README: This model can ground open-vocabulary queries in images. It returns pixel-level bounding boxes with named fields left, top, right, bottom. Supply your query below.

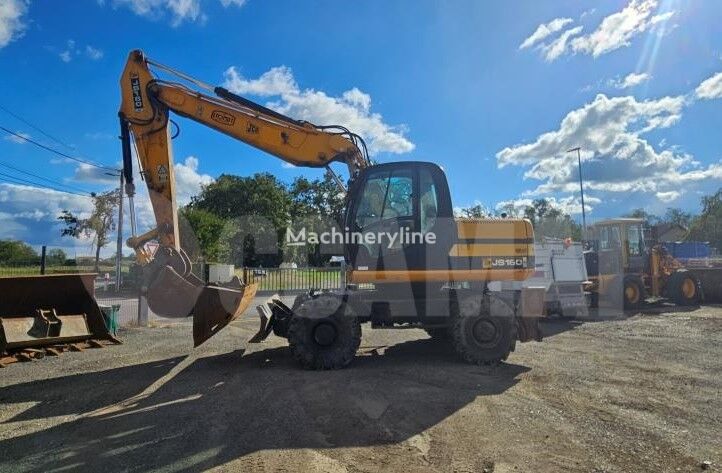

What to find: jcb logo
left=211, top=110, right=235, bottom=126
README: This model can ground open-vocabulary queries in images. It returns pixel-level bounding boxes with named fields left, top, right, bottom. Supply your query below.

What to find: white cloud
left=519, top=17, right=573, bottom=50
left=59, top=50, right=72, bottom=62
left=695, top=71, right=722, bottom=100
left=611, top=72, right=651, bottom=89
left=173, top=156, right=213, bottom=204
left=111, top=0, right=245, bottom=26
left=656, top=190, right=681, bottom=202
left=495, top=195, right=602, bottom=216
left=570, top=0, right=674, bottom=58
left=72, top=163, right=118, bottom=185
left=0, top=0, right=27, bottom=49
left=0, top=183, right=96, bottom=244
left=85, top=45, right=104, bottom=60
left=495, top=93, right=722, bottom=207
left=540, top=26, right=583, bottom=62
left=522, top=0, right=676, bottom=61
left=222, top=66, right=415, bottom=155
left=3, top=131, right=31, bottom=144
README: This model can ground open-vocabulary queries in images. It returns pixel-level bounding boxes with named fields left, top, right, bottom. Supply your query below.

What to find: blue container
left=663, top=241, right=710, bottom=259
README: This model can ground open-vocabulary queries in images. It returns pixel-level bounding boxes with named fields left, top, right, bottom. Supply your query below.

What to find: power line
left=0, top=104, right=76, bottom=151
left=0, top=125, right=116, bottom=171
left=0, top=171, right=92, bottom=197
left=0, top=160, right=93, bottom=195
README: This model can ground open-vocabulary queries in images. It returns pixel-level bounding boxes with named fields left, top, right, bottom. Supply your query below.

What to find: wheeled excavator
left=118, top=49, right=545, bottom=369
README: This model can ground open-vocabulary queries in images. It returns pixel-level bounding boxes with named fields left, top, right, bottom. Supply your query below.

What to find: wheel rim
left=625, top=284, right=640, bottom=304
left=681, top=278, right=696, bottom=299
left=471, top=318, right=500, bottom=346
left=313, top=322, right=337, bottom=346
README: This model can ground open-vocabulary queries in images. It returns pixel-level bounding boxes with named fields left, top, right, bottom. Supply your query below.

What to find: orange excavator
left=118, top=50, right=545, bottom=368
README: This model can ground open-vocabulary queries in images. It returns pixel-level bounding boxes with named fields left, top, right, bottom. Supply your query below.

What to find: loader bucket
left=0, top=274, right=111, bottom=354
left=145, top=265, right=258, bottom=347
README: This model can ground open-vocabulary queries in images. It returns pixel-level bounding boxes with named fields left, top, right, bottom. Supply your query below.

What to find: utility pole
left=567, top=147, right=587, bottom=236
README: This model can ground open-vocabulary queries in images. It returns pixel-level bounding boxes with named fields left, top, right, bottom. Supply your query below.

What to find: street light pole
left=567, top=147, right=587, bottom=235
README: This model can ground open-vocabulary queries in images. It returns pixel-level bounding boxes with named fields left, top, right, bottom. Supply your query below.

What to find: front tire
left=287, top=294, right=361, bottom=370
left=667, top=271, right=701, bottom=306
left=623, top=275, right=645, bottom=311
left=451, top=295, right=515, bottom=365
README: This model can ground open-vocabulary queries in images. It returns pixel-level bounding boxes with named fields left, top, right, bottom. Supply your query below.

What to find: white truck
left=490, top=238, right=589, bottom=317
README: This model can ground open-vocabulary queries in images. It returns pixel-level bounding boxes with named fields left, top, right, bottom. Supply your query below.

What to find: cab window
left=419, top=169, right=438, bottom=233
left=627, top=224, right=643, bottom=256
left=354, top=170, right=413, bottom=230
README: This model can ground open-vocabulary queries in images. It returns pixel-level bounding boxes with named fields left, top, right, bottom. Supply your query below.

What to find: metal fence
left=240, top=266, right=342, bottom=293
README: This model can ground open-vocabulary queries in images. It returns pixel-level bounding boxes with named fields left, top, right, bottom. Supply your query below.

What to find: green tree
left=517, top=199, right=582, bottom=240
left=0, top=240, right=38, bottom=265
left=688, top=188, right=722, bottom=251
left=46, top=248, right=67, bottom=266
left=179, top=207, right=227, bottom=261
left=663, top=207, right=693, bottom=229
left=189, top=173, right=291, bottom=267
left=457, top=204, right=488, bottom=219
left=59, top=190, right=119, bottom=272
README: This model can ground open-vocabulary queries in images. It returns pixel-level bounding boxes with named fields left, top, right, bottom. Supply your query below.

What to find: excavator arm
left=117, top=49, right=368, bottom=346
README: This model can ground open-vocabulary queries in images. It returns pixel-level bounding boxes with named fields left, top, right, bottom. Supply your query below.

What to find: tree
left=179, top=207, right=227, bottom=261
left=457, top=204, right=487, bottom=219
left=189, top=173, right=291, bottom=267
left=688, top=188, right=722, bottom=251
left=59, top=190, right=119, bottom=272
left=46, top=248, right=67, bottom=266
left=0, top=240, right=38, bottom=265
left=516, top=199, right=582, bottom=240
left=624, top=208, right=659, bottom=225
left=663, top=207, right=693, bottom=229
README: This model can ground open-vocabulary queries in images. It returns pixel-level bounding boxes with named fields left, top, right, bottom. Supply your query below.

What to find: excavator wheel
left=451, top=294, right=515, bottom=366
left=667, top=270, right=702, bottom=306
left=287, top=294, right=361, bottom=370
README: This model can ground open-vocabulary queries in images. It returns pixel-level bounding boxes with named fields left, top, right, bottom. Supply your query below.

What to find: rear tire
left=450, top=295, right=515, bottom=365
left=667, top=271, right=701, bottom=306
left=623, top=275, right=645, bottom=311
left=287, top=294, right=361, bottom=370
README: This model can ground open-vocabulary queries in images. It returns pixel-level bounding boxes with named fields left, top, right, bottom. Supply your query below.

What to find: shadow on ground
left=0, top=339, right=529, bottom=472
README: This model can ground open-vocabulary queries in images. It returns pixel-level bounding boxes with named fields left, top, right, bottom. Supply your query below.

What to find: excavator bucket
left=0, top=274, right=116, bottom=360
left=145, top=265, right=258, bottom=347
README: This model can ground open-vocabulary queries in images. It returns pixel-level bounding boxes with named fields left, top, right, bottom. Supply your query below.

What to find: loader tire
left=287, top=294, right=361, bottom=370
left=623, top=275, right=645, bottom=311
left=451, top=295, right=514, bottom=366
left=668, top=270, right=701, bottom=306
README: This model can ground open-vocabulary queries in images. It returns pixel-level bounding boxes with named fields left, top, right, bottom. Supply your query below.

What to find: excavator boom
left=118, top=49, right=368, bottom=345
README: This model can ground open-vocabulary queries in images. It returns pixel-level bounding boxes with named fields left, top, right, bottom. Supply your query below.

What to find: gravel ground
left=0, top=299, right=720, bottom=473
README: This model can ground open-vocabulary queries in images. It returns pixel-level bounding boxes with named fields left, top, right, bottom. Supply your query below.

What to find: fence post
left=137, top=289, right=149, bottom=327
left=40, top=246, right=47, bottom=275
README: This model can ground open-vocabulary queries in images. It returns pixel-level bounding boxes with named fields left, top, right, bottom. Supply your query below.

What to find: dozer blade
left=145, top=264, right=258, bottom=347
left=0, top=274, right=112, bottom=354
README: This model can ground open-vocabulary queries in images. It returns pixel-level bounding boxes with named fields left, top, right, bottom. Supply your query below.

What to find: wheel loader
left=584, top=218, right=720, bottom=310
left=118, top=50, right=545, bottom=369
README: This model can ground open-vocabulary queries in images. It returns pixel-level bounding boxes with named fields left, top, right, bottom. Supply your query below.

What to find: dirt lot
left=1, top=299, right=720, bottom=473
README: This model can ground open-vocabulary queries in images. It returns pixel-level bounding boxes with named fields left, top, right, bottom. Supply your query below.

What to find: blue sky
left=0, top=0, right=721, bottom=252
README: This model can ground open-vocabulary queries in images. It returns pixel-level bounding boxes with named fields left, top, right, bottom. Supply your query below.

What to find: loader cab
left=586, top=219, right=648, bottom=276
left=344, top=161, right=455, bottom=272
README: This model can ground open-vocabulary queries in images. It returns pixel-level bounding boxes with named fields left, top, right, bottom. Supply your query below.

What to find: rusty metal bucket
left=145, top=264, right=258, bottom=347
left=0, top=274, right=112, bottom=355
